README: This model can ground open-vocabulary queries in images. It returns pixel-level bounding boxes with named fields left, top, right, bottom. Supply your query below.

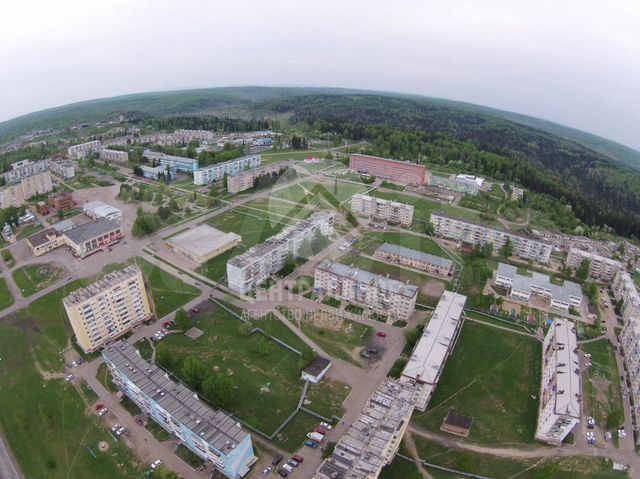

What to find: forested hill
left=254, top=94, right=640, bottom=238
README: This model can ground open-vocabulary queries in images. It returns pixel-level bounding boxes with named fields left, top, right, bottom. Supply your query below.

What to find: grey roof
left=64, top=218, right=121, bottom=245
left=103, top=341, right=249, bottom=454
left=27, top=229, right=61, bottom=247
left=317, top=260, right=418, bottom=298
left=378, top=243, right=453, bottom=269
left=496, top=263, right=582, bottom=303
left=63, top=265, right=142, bottom=306
left=143, top=150, right=199, bottom=164
left=303, top=356, right=332, bottom=377
left=52, top=219, right=76, bottom=233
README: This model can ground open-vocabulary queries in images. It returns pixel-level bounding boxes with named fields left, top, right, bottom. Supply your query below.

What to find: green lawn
left=12, top=262, right=66, bottom=297
left=359, top=230, right=451, bottom=258
left=305, top=379, right=351, bottom=419
left=412, top=321, right=541, bottom=446
left=582, top=339, right=625, bottom=430
left=96, top=362, right=118, bottom=393
left=273, top=411, right=323, bottom=453
left=0, top=277, right=14, bottom=310
left=0, top=281, right=144, bottom=479
left=1, top=249, right=15, bottom=268
left=271, top=180, right=368, bottom=206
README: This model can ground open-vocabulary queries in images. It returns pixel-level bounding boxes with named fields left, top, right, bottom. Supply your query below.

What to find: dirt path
left=403, top=432, right=433, bottom=479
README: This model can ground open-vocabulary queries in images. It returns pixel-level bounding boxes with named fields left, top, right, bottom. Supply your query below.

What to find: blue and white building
left=193, top=154, right=262, bottom=186
left=103, top=341, right=256, bottom=478
left=143, top=150, right=200, bottom=173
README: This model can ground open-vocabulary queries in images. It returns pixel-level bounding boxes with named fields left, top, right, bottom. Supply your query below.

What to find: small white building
left=301, top=356, right=332, bottom=384
left=83, top=201, right=123, bottom=222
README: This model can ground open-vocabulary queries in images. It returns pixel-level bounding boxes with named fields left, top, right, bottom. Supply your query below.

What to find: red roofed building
left=349, top=154, right=427, bottom=185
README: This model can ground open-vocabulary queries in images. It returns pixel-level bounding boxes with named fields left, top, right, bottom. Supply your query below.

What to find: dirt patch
left=308, top=309, right=344, bottom=331
left=591, top=376, right=611, bottom=405
left=98, top=441, right=109, bottom=452
left=421, top=281, right=445, bottom=301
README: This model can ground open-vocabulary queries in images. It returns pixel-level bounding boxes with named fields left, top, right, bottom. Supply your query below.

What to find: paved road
left=0, top=429, right=21, bottom=479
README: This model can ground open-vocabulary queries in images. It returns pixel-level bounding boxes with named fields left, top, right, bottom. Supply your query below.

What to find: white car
left=618, top=429, right=627, bottom=438
left=151, top=460, right=163, bottom=469
left=584, top=353, right=592, bottom=358
left=282, top=464, right=293, bottom=473
left=320, top=422, right=333, bottom=430
left=111, top=424, right=121, bottom=433
left=98, top=407, right=108, bottom=417
left=65, top=374, right=74, bottom=382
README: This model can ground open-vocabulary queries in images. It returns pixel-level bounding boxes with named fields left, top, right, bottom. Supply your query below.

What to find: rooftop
left=26, top=228, right=61, bottom=247
left=496, top=263, right=582, bottom=304
left=168, top=225, right=241, bottom=258
left=547, top=319, right=581, bottom=419
left=378, top=243, right=453, bottom=270
left=63, top=265, right=142, bottom=306
left=196, top=153, right=261, bottom=173
left=303, top=356, right=332, bottom=377
left=143, top=150, right=199, bottom=164
left=350, top=153, right=426, bottom=170
left=352, top=193, right=413, bottom=210
left=317, top=260, right=418, bottom=298
left=569, top=247, right=622, bottom=266
left=64, top=218, right=121, bottom=245
left=103, top=341, right=249, bottom=454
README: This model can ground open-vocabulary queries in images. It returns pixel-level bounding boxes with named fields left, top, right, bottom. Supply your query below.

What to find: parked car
left=272, top=455, right=283, bottom=466
left=65, top=374, right=74, bottom=382
left=287, top=459, right=299, bottom=468
left=97, top=407, right=108, bottom=417
left=116, top=426, right=126, bottom=436
left=320, top=422, right=332, bottom=430
left=376, top=332, right=387, bottom=338
left=314, top=426, right=328, bottom=435
left=587, top=416, right=595, bottom=429
left=282, top=464, right=294, bottom=473
left=262, top=466, right=272, bottom=475
left=307, top=432, right=324, bottom=443
left=111, top=424, right=121, bottom=433
left=304, top=440, right=318, bottom=448
left=292, top=455, right=304, bottom=463
left=277, top=469, right=288, bottom=478
left=191, top=307, right=200, bottom=314
left=151, top=460, right=163, bottom=469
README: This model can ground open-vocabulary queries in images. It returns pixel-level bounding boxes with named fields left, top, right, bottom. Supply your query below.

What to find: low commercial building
left=143, top=150, right=200, bottom=173
left=375, top=243, right=454, bottom=277
left=565, top=247, right=623, bottom=282
left=64, top=265, right=152, bottom=353
left=100, top=148, right=129, bottom=163
left=535, top=319, right=581, bottom=445
left=68, top=140, right=102, bottom=159
left=314, top=260, right=418, bottom=321
left=0, top=170, right=53, bottom=209
left=227, top=212, right=334, bottom=294
left=26, top=229, right=66, bottom=256
left=612, top=270, right=640, bottom=325
left=140, top=164, right=167, bottom=181
left=349, top=154, right=427, bottom=185
left=226, top=160, right=293, bottom=193
left=64, top=218, right=124, bottom=257
left=494, top=263, right=582, bottom=312
left=167, top=225, right=241, bottom=264
left=48, top=192, right=75, bottom=211
left=401, top=292, right=467, bottom=410
left=193, top=154, right=261, bottom=186
left=83, top=201, right=123, bottom=222
left=103, top=341, right=256, bottom=478
left=301, top=356, right=332, bottom=384
left=351, top=193, right=414, bottom=226
left=431, top=213, right=553, bottom=263
left=427, top=173, right=484, bottom=195
left=314, top=379, right=416, bottom=479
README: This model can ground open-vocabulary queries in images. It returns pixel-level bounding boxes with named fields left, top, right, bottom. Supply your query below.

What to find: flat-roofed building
left=68, top=140, right=102, bottom=159
left=314, top=379, right=416, bottom=479
left=167, top=225, right=241, bottom=264
left=349, top=154, right=427, bottom=185
left=100, top=148, right=129, bottom=163
left=227, top=212, right=334, bottom=294
left=64, top=218, right=124, bottom=257
left=535, top=319, right=581, bottom=445
left=301, top=356, right=332, bottom=384
left=140, top=164, right=167, bottom=181
left=26, top=229, right=66, bottom=256
left=495, top=263, right=582, bottom=312
left=351, top=193, right=414, bottom=226
left=612, top=270, right=640, bottom=325
left=193, top=154, right=261, bottom=186
left=375, top=243, right=454, bottom=277
left=48, top=159, right=76, bottom=179
left=427, top=173, right=484, bottom=195
left=173, top=129, right=214, bottom=141
left=431, top=213, right=553, bottom=263
left=0, top=170, right=53, bottom=209
left=2, top=159, right=75, bottom=181
left=48, top=192, right=75, bottom=211
left=103, top=341, right=256, bottom=478
left=143, top=150, right=200, bottom=173
left=401, top=292, right=466, bottom=410
left=63, top=265, right=151, bottom=352
left=226, top=160, right=293, bottom=193
left=565, top=247, right=623, bottom=282
left=511, top=186, right=524, bottom=201
left=83, top=201, right=123, bottom=222
left=314, top=260, right=418, bottom=321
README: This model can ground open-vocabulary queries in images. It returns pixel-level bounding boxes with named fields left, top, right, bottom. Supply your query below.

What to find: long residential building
left=431, top=213, right=553, bottom=263
left=193, top=154, right=262, bottom=186
left=2, top=159, right=75, bottom=182
left=375, top=243, right=454, bottom=277
left=349, top=154, right=427, bottom=185
left=63, top=265, right=152, bottom=352
left=401, top=292, right=466, bottom=410
left=535, top=319, right=581, bottom=445
left=495, top=263, right=583, bottom=312
left=314, top=379, right=416, bottom=479
left=621, top=318, right=640, bottom=424
left=103, top=342, right=256, bottom=478
left=226, top=160, right=293, bottom=193
left=100, top=148, right=129, bottom=163
left=0, top=170, right=53, bottom=208
left=314, top=260, right=418, bottom=321
left=427, top=173, right=484, bottom=195
left=565, top=247, right=623, bottom=282
left=612, top=270, right=640, bottom=324
left=351, top=193, right=414, bottom=226
left=143, top=150, right=200, bottom=173
left=68, top=140, right=102, bottom=159
left=227, top=212, right=334, bottom=294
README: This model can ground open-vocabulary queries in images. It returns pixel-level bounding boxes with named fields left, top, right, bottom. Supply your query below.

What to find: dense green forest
left=254, top=94, right=640, bottom=238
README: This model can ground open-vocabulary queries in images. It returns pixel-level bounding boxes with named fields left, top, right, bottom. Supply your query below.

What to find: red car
left=314, top=427, right=328, bottom=435
left=191, top=307, right=200, bottom=314
left=94, top=403, right=104, bottom=411
left=292, top=455, right=303, bottom=463
left=376, top=332, right=387, bottom=338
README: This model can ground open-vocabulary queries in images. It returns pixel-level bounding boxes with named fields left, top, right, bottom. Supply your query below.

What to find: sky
left=1, top=0, right=639, bottom=149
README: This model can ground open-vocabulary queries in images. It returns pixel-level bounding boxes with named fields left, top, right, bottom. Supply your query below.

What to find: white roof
left=402, top=292, right=467, bottom=383
left=83, top=200, right=121, bottom=217
left=497, top=263, right=582, bottom=303
left=550, top=319, right=581, bottom=418
left=168, top=224, right=240, bottom=258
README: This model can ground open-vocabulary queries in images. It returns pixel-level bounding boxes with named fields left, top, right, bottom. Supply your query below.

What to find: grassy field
left=359, top=230, right=451, bottom=259
left=412, top=321, right=541, bottom=446
left=12, top=262, right=66, bottom=297
left=0, top=277, right=14, bottom=310
left=0, top=281, right=144, bottom=479
left=582, top=339, right=625, bottom=430
left=305, top=379, right=351, bottom=419
left=273, top=411, right=322, bottom=453
left=271, top=180, right=368, bottom=205
left=1, top=249, right=15, bottom=268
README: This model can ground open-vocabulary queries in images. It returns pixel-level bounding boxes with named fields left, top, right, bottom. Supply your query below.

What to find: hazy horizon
left=1, top=0, right=638, bottom=149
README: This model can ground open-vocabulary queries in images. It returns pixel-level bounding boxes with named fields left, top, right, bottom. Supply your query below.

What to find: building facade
left=349, top=154, right=427, bottom=185
left=64, top=218, right=124, bottom=257
left=1, top=159, right=74, bottom=182
left=314, top=260, right=418, bottom=320
left=48, top=159, right=76, bottom=179
left=48, top=192, right=75, bottom=211
left=100, top=148, right=129, bottom=163
left=103, top=341, right=256, bottom=478
left=535, top=319, right=581, bottom=445
left=193, top=154, right=261, bottom=186
left=621, top=319, right=640, bottom=425
left=143, top=150, right=200, bottom=173
left=565, top=247, right=623, bottom=282
left=83, top=201, right=123, bottom=222
left=68, top=140, right=102, bottom=159
left=0, top=170, right=53, bottom=209
left=227, top=212, right=335, bottom=294
left=612, top=271, right=640, bottom=325
left=63, top=265, right=152, bottom=352
left=375, top=243, right=454, bottom=277
left=427, top=173, right=484, bottom=195
left=351, top=193, right=414, bottom=226
left=431, top=213, right=553, bottom=263
left=226, top=160, right=293, bottom=193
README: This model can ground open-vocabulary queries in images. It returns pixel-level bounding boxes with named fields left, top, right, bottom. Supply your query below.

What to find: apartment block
left=48, top=159, right=76, bottom=179
left=375, top=243, right=454, bottom=277
left=143, top=150, right=200, bottom=173
left=103, top=341, right=256, bottom=478
left=227, top=212, right=334, bottom=294
left=48, top=192, right=75, bottom=211
left=621, top=319, right=640, bottom=423
left=2, top=159, right=74, bottom=182
left=68, top=140, right=102, bottom=159
left=174, top=129, right=214, bottom=141
left=314, top=260, right=418, bottom=321
left=349, top=154, right=427, bottom=185
left=63, top=265, right=152, bottom=352
left=535, top=319, right=581, bottom=445
left=511, top=186, right=524, bottom=202
left=351, top=193, right=414, bottom=226
left=565, top=247, right=623, bottom=282
left=226, top=160, right=293, bottom=193
left=100, top=148, right=129, bottom=163
left=0, top=170, right=53, bottom=209
left=612, top=270, right=640, bottom=324
left=193, top=154, right=261, bottom=186
left=314, top=379, right=416, bottom=479
left=427, top=173, right=484, bottom=195
left=431, top=213, right=553, bottom=263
